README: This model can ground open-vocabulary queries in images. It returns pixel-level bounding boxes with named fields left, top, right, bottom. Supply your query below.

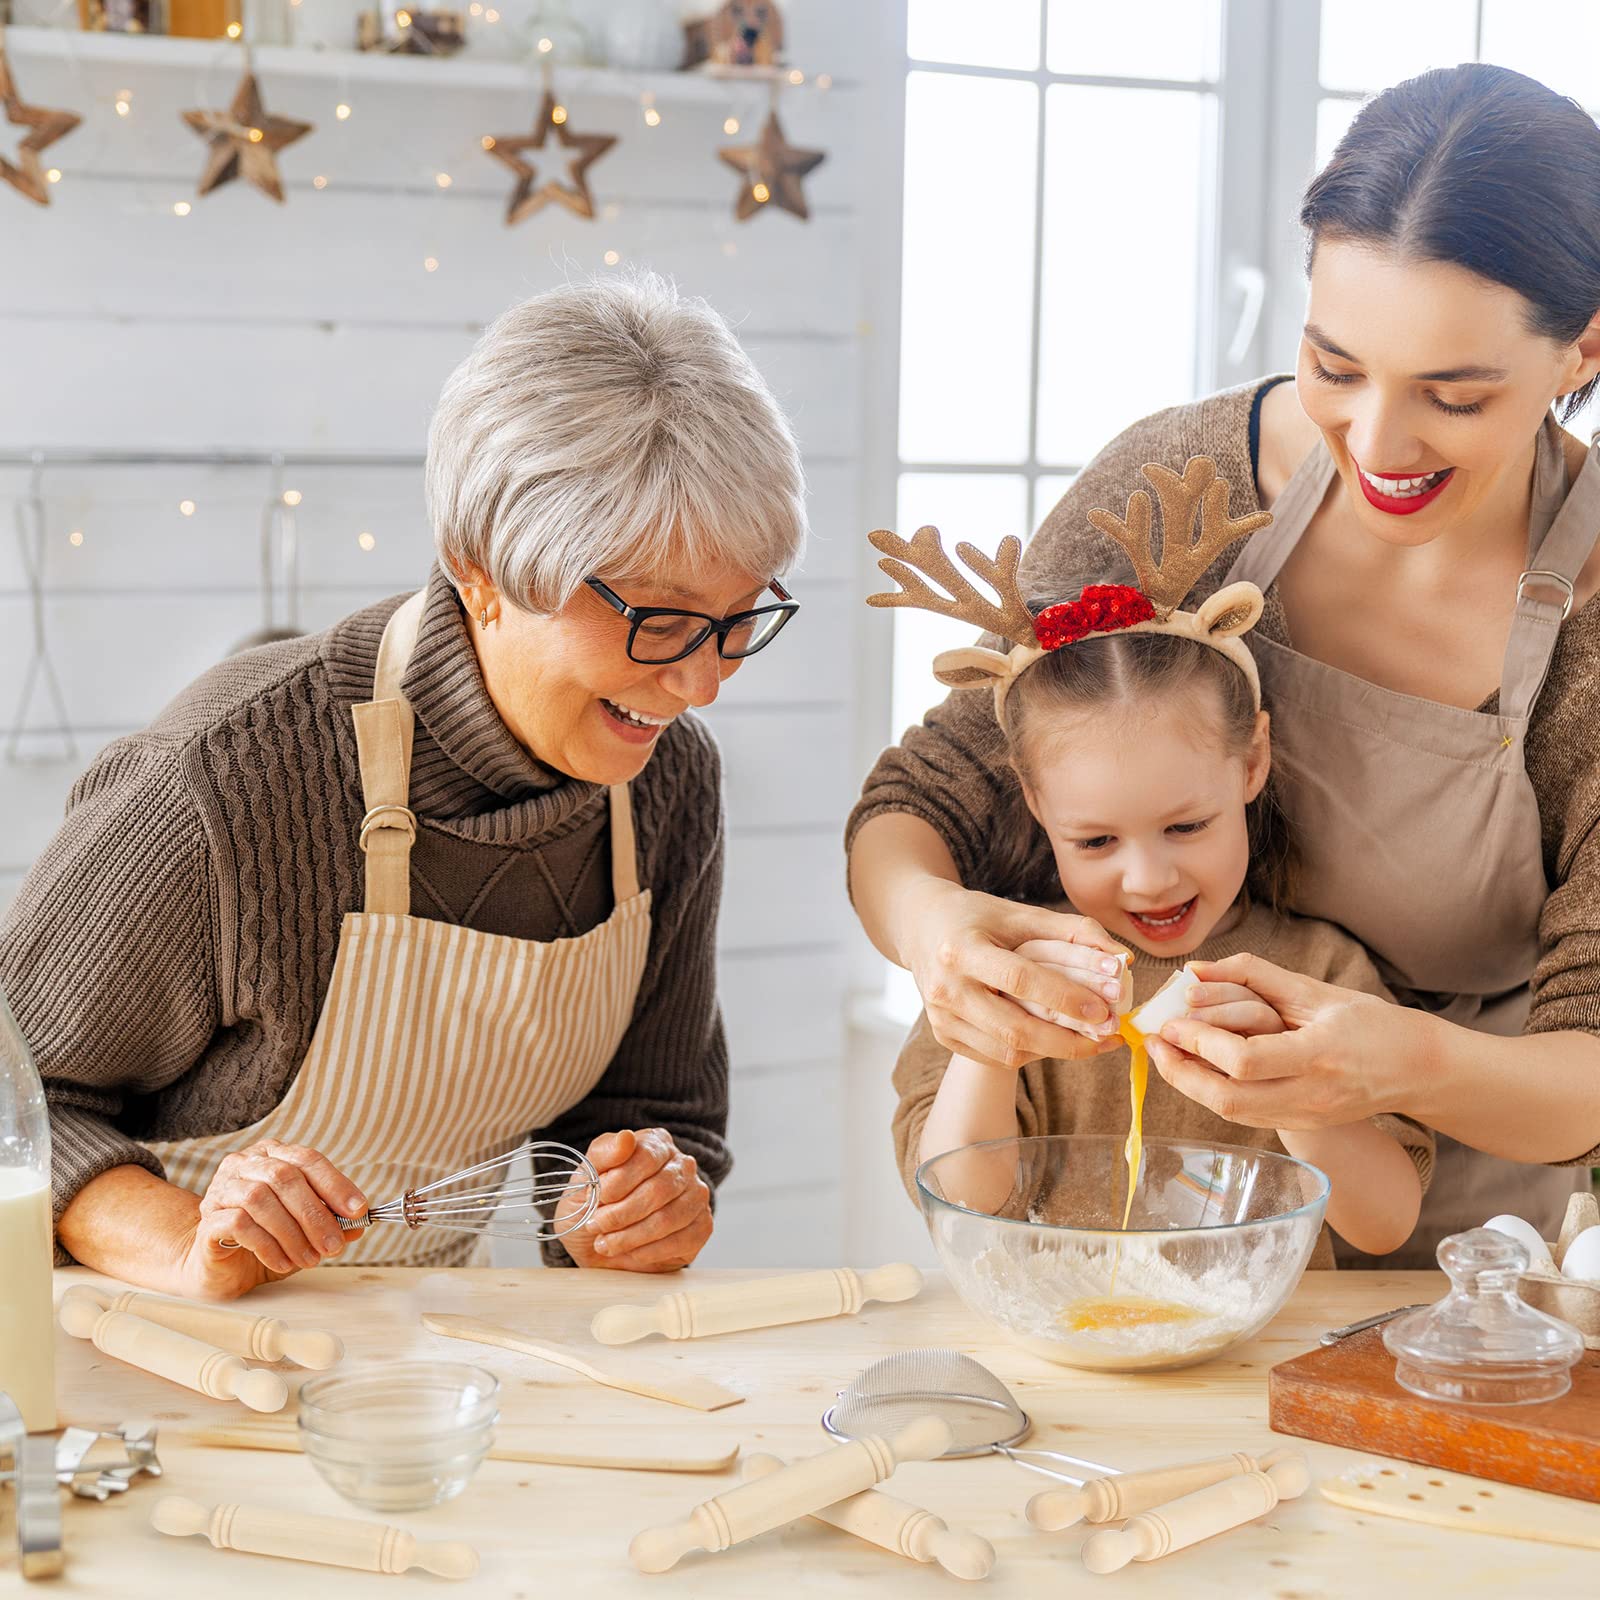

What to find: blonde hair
left=426, top=272, right=807, bottom=612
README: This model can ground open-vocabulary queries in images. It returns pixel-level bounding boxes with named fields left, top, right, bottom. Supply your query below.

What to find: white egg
left=1560, top=1224, right=1600, bottom=1284
left=1482, top=1213, right=1556, bottom=1272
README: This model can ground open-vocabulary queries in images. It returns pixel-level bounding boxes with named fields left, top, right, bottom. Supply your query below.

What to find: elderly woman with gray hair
left=1, top=274, right=806, bottom=1298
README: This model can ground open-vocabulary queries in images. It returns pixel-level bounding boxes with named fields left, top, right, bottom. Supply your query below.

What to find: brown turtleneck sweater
left=1, top=568, right=730, bottom=1266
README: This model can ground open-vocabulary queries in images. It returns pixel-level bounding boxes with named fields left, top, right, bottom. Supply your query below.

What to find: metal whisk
left=221, top=1140, right=600, bottom=1250
left=336, top=1141, right=600, bottom=1243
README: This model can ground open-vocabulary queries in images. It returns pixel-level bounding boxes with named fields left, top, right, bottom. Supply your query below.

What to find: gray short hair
left=426, top=272, right=807, bottom=613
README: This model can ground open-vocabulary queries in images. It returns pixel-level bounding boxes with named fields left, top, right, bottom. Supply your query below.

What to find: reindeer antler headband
left=867, top=457, right=1274, bottom=730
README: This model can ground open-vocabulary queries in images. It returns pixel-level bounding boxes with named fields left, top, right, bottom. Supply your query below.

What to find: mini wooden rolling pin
left=59, top=1284, right=343, bottom=1369
left=1026, top=1447, right=1300, bottom=1530
left=152, top=1497, right=478, bottom=1580
left=592, top=1264, right=923, bottom=1345
left=58, top=1300, right=289, bottom=1413
left=1080, top=1452, right=1310, bottom=1574
left=742, top=1451, right=994, bottom=1580
left=630, top=1416, right=954, bottom=1573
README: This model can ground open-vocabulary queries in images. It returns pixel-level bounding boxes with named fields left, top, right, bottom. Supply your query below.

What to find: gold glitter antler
left=866, top=527, right=1037, bottom=648
left=1087, top=457, right=1272, bottom=617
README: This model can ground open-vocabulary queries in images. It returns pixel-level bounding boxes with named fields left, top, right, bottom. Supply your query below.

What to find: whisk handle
left=1027, top=1449, right=1296, bottom=1531
left=593, top=1264, right=924, bottom=1344
left=742, top=1451, right=994, bottom=1580
left=1080, top=1454, right=1310, bottom=1573
left=629, top=1416, right=954, bottom=1572
left=336, top=1213, right=374, bottom=1232
left=152, top=1496, right=479, bottom=1579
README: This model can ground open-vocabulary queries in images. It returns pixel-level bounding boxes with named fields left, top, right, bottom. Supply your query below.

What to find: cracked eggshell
left=1129, top=963, right=1202, bottom=1037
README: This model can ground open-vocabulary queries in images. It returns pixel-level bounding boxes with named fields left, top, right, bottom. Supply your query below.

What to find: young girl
left=876, top=460, right=1432, bottom=1264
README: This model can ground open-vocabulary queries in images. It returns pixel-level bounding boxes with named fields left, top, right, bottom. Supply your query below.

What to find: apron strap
left=352, top=590, right=427, bottom=916
left=1225, top=441, right=1335, bottom=592
left=1499, top=422, right=1599, bottom=724
left=608, top=783, right=641, bottom=904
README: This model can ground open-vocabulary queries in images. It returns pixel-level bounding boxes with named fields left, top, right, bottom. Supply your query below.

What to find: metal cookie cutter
left=0, top=1391, right=63, bottom=1581
left=53, top=1423, right=163, bottom=1501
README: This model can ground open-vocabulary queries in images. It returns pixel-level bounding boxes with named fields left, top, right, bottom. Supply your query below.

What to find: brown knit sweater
left=1, top=568, right=731, bottom=1266
left=892, top=901, right=1436, bottom=1271
left=851, top=377, right=1600, bottom=1167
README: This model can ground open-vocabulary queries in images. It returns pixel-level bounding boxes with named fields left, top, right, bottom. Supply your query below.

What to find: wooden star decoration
left=0, top=38, right=82, bottom=207
left=181, top=67, right=312, bottom=204
left=484, top=91, right=618, bottom=226
left=718, top=109, right=824, bottom=222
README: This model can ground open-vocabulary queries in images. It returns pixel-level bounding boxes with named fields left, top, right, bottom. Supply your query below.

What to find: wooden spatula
left=420, top=1314, right=744, bottom=1412
left=181, top=1418, right=739, bottom=1474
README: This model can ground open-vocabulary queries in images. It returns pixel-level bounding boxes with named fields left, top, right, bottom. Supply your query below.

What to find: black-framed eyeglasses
left=583, top=576, right=799, bottom=665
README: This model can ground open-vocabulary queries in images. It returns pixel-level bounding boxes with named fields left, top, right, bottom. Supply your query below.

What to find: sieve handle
left=151, top=1496, right=478, bottom=1579
left=57, top=1302, right=289, bottom=1413
left=1081, top=1454, right=1310, bottom=1573
left=742, top=1451, right=994, bottom=1580
left=592, top=1264, right=924, bottom=1344
left=629, top=1415, right=954, bottom=1572
left=1027, top=1448, right=1296, bottom=1531
left=61, top=1285, right=343, bottom=1370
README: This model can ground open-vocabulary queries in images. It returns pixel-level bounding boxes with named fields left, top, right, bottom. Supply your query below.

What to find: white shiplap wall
left=0, top=3, right=880, bottom=1267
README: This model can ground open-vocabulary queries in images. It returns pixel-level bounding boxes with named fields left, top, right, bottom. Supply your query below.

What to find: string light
left=788, top=68, right=804, bottom=85
left=752, top=182, right=770, bottom=203
left=46, top=169, right=61, bottom=184
left=173, top=200, right=191, bottom=215
left=357, top=530, right=376, bottom=551
left=225, top=20, right=241, bottom=37
left=815, top=73, right=833, bottom=90
left=68, top=529, right=84, bottom=547
left=603, top=249, right=619, bottom=265
left=282, top=490, right=302, bottom=507
left=536, top=33, right=552, bottom=51
left=115, top=90, right=132, bottom=117
left=643, top=107, right=661, bottom=127
left=423, top=256, right=439, bottom=272
left=723, top=117, right=739, bottom=135
left=313, top=174, right=328, bottom=188
left=484, top=6, right=499, bottom=19
left=468, top=2, right=482, bottom=13
left=179, top=500, right=196, bottom=517
left=396, top=8, right=411, bottom=24
left=335, top=103, right=352, bottom=121
left=435, top=172, right=452, bottom=187
left=248, top=127, right=264, bottom=142
left=551, top=105, right=567, bottom=125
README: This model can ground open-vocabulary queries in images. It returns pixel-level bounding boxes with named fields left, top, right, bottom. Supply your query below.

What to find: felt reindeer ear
left=1195, top=581, right=1264, bottom=639
left=931, top=644, right=1020, bottom=688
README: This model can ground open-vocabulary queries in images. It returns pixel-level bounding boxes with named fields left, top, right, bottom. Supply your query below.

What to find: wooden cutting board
left=1268, top=1324, right=1600, bottom=1502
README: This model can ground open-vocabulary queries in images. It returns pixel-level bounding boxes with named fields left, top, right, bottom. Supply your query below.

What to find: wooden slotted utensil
left=420, top=1314, right=743, bottom=1412
left=181, top=1418, right=740, bottom=1474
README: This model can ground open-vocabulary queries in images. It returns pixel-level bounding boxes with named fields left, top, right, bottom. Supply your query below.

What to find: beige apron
left=1228, top=416, right=1599, bottom=1268
left=149, top=591, right=653, bottom=1266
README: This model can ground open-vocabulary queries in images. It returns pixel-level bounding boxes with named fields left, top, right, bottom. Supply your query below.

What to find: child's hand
left=1181, top=980, right=1286, bottom=1038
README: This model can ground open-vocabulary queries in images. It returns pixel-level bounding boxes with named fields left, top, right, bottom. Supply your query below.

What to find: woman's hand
left=898, top=878, right=1129, bottom=1070
left=1147, top=954, right=1419, bottom=1131
left=556, top=1128, right=713, bottom=1272
left=194, top=1138, right=368, bottom=1283
left=1181, top=979, right=1288, bottom=1038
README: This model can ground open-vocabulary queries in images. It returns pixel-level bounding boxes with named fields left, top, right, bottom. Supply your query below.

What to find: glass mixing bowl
left=297, top=1362, right=499, bottom=1512
left=917, top=1136, right=1329, bottom=1371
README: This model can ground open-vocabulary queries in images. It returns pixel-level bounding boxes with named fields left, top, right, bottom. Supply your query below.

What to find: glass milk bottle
left=0, top=986, right=55, bottom=1432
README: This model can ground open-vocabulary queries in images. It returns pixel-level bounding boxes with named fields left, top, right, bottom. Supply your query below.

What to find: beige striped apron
left=149, top=590, right=653, bottom=1266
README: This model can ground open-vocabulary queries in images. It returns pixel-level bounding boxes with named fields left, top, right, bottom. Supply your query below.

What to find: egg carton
left=1518, top=1191, right=1600, bottom=1350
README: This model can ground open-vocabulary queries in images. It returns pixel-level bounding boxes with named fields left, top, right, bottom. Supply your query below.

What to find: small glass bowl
left=297, top=1362, right=499, bottom=1512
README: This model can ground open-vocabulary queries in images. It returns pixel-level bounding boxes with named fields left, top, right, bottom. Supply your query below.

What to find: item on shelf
left=77, top=0, right=150, bottom=29
left=484, top=90, right=617, bottom=224
left=357, top=6, right=465, bottom=54
left=718, top=107, right=823, bottom=221
left=601, top=0, right=680, bottom=71
left=242, top=0, right=290, bottom=44
left=681, top=0, right=783, bottom=71
left=0, top=988, right=54, bottom=1433
left=182, top=65, right=313, bottom=203
left=165, top=0, right=240, bottom=36
left=286, top=0, right=364, bottom=50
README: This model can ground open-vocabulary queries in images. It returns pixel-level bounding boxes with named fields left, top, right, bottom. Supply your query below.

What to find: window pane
left=1046, top=0, right=1220, bottom=82
left=1033, top=471, right=1079, bottom=531
left=1480, top=1, right=1600, bottom=110
left=1318, top=0, right=1476, bottom=94
left=908, top=0, right=1041, bottom=70
left=1316, top=97, right=1362, bottom=171
left=899, top=73, right=1040, bottom=464
left=890, top=472, right=1029, bottom=737
left=1035, top=86, right=1210, bottom=467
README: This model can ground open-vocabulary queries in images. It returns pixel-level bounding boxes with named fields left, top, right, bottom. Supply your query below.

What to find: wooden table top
left=11, top=1265, right=1597, bottom=1597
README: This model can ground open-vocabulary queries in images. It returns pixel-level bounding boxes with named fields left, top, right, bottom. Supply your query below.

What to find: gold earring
left=479, top=608, right=489, bottom=631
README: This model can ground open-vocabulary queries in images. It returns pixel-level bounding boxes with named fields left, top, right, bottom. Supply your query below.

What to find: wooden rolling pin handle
left=593, top=1263, right=924, bottom=1345
left=58, top=1302, right=289, bottom=1413
left=63, top=1284, right=344, bottom=1370
left=1081, top=1454, right=1310, bottom=1574
left=1026, top=1446, right=1298, bottom=1530
left=743, top=1452, right=994, bottom=1581
left=151, top=1496, right=478, bottom=1579
left=629, top=1415, right=954, bottom=1573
